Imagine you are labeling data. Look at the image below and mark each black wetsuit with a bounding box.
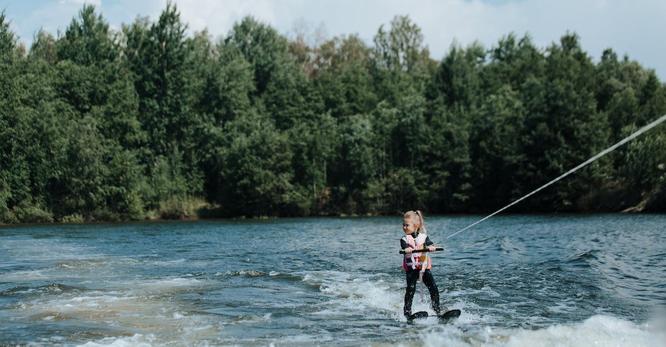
[401,233,441,317]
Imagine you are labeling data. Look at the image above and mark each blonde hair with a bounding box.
[403,210,427,234]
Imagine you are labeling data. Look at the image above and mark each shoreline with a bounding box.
[1,210,663,229]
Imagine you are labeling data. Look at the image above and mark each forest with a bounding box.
[1,4,665,223]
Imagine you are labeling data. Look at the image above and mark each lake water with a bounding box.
[1,215,665,346]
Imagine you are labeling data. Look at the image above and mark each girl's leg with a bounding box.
[403,270,419,317]
[422,270,441,314]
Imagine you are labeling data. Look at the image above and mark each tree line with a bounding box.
[1,4,665,223]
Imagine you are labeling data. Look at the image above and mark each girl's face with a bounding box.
[402,216,419,234]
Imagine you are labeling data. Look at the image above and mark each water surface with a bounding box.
[1,215,665,346]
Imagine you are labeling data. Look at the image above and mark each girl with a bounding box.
[400,210,442,319]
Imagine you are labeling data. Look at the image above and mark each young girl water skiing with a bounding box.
[400,210,443,319]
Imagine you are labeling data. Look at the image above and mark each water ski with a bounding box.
[407,311,429,321]
[439,309,461,322]
[407,309,461,323]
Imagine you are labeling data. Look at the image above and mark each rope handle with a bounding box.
[399,247,443,254]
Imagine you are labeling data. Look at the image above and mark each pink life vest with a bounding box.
[402,233,432,271]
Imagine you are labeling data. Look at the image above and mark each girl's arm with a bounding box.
[400,239,414,253]
[425,236,438,251]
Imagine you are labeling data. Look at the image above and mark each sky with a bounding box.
[1,0,665,80]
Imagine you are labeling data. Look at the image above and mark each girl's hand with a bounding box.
[404,247,413,254]
[427,245,436,252]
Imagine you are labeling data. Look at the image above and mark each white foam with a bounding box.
[303,271,402,314]
[17,292,142,322]
[303,270,480,324]
[77,334,155,347]
[132,277,202,289]
[1,239,137,282]
[215,270,266,277]
[2,270,50,281]
[508,315,663,347]
[150,258,186,266]
[0,238,99,262]
[13,277,222,345]
[420,315,664,347]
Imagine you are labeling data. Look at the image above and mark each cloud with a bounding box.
[165,0,665,76]
[165,0,279,41]
[4,0,665,78]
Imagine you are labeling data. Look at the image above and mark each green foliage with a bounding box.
[158,196,207,220]
[61,213,84,224]
[14,204,53,224]
[44,116,146,221]
[331,114,378,212]
[428,42,485,110]
[469,85,525,210]
[213,112,296,216]
[315,35,377,118]
[141,151,190,208]
[516,34,608,210]
[124,3,203,196]
[619,127,666,190]
[224,16,322,130]
[0,11,18,62]
[364,168,428,213]
[421,107,473,212]
[287,112,338,214]
[56,5,117,65]
[372,16,434,103]
[29,30,57,64]
[373,16,428,73]
[1,8,666,224]
[225,16,290,95]
[127,3,191,154]
[197,39,255,124]
[0,176,12,222]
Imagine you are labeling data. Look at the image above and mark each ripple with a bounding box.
[1,283,86,297]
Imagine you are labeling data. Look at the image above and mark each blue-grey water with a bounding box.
[1,215,665,346]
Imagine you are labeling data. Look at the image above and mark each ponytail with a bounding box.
[416,210,427,234]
